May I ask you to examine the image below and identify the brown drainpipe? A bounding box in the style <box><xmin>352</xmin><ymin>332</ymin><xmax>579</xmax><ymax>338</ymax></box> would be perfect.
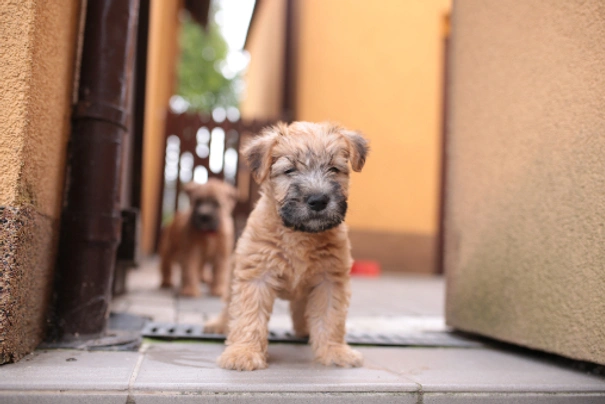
<box><xmin>52</xmin><ymin>0</ymin><xmax>140</xmax><ymax>340</ymax></box>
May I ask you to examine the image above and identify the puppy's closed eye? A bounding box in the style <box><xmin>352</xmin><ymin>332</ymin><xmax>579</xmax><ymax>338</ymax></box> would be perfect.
<box><xmin>284</xmin><ymin>167</ymin><xmax>297</xmax><ymax>175</ymax></box>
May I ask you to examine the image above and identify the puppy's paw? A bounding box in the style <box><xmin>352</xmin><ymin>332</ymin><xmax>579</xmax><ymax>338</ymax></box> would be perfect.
<box><xmin>160</xmin><ymin>280</ymin><xmax>173</xmax><ymax>289</ymax></box>
<box><xmin>316</xmin><ymin>344</ymin><xmax>363</xmax><ymax>368</ymax></box>
<box><xmin>180</xmin><ymin>285</ymin><xmax>201</xmax><ymax>297</ymax></box>
<box><xmin>203</xmin><ymin>316</ymin><xmax>227</xmax><ymax>335</ymax></box>
<box><xmin>217</xmin><ymin>345</ymin><xmax>267</xmax><ymax>371</ymax></box>
<box><xmin>210</xmin><ymin>284</ymin><xmax>227</xmax><ymax>298</ymax></box>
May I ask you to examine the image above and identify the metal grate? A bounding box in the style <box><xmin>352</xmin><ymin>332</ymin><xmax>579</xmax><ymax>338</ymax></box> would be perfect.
<box><xmin>141</xmin><ymin>322</ymin><xmax>483</xmax><ymax>348</ymax></box>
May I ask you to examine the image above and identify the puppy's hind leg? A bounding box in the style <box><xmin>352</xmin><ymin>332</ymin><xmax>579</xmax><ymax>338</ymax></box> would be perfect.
<box><xmin>204</xmin><ymin>282</ymin><xmax>231</xmax><ymax>336</ymax></box>
<box><xmin>180</xmin><ymin>248</ymin><xmax>202</xmax><ymax>297</ymax></box>
<box><xmin>160</xmin><ymin>256</ymin><xmax>173</xmax><ymax>288</ymax></box>
<box><xmin>306</xmin><ymin>273</ymin><xmax>363</xmax><ymax>368</ymax></box>
<box><xmin>159</xmin><ymin>231</ymin><xmax>174</xmax><ymax>288</ymax></box>
<box><xmin>210</xmin><ymin>253</ymin><xmax>231</xmax><ymax>297</ymax></box>
<box><xmin>290</xmin><ymin>294</ymin><xmax>309</xmax><ymax>338</ymax></box>
<box><xmin>204</xmin><ymin>255</ymin><xmax>233</xmax><ymax>334</ymax></box>
<box><xmin>204</xmin><ymin>304</ymin><xmax>229</xmax><ymax>335</ymax></box>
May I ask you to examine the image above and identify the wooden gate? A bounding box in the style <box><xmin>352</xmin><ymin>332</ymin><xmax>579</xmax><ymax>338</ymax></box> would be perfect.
<box><xmin>155</xmin><ymin>111</ymin><xmax>276</xmax><ymax>248</ymax></box>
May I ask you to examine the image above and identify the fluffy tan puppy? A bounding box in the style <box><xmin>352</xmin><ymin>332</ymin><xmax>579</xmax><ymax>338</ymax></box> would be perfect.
<box><xmin>159</xmin><ymin>179</ymin><xmax>237</xmax><ymax>297</ymax></box>
<box><xmin>207</xmin><ymin>121</ymin><xmax>369</xmax><ymax>371</ymax></box>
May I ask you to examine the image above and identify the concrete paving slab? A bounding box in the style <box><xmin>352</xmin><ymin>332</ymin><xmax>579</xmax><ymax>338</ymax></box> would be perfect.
<box><xmin>110</xmin><ymin>297</ymin><xmax>130</xmax><ymax>312</ymax></box>
<box><xmin>125</xmin><ymin>293</ymin><xmax>175</xmax><ymax>308</ymax></box>
<box><xmin>365</xmin><ymin>347</ymin><xmax>605</xmax><ymax>393</ymax></box>
<box><xmin>0</xmin><ymin>391</ymin><xmax>128</xmax><ymax>404</ymax></box>
<box><xmin>132</xmin><ymin>391</ymin><xmax>417</xmax><ymax>403</ymax></box>
<box><xmin>345</xmin><ymin>315</ymin><xmax>446</xmax><ymax>333</ymax></box>
<box><xmin>127</xmin><ymin>303</ymin><xmax>176</xmax><ymax>323</ymax></box>
<box><xmin>176</xmin><ymin>294</ymin><xmax>224</xmax><ymax>314</ymax></box>
<box><xmin>0</xmin><ymin>349</ymin><xmax>140</xmax><ymax>391</ymax></box>
<box><xmin>423</xmin><ymin>392</ymin><xmax>605</xmax><ymax>404</ymax></box>
<box><xmin>176</xmin><ymin>311</ymin><xmax>206</xmax><ymax>325</ymax></box>
<box><xmin>125</xmin><ymin>263</ymin><xmax>166</xmax><ymax>290</ymax></box>
<box><xmin>349</xmin><ymin>275</ymin><xmax>445</xmax><ymax>317</ymax></box>
<box><xmin>133</xmin><ymin>342</ymin><xmax>418</xmax><ymax>393</ymax></box>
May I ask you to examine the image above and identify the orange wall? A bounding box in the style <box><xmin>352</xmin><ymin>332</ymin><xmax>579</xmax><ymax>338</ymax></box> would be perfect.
<box><xmin>240</xmin><ymin>0</ymin><xmax>286</xmax><ymax>120</ymax></box>
<box><xmin>141</xmin><ymin>0</ymin><xmax>181</xmax><ymax>253</ymax></box>
<box><xmin>295</xmin><ymin>0</ymin><xmax>451</xmax><ymax>235</ymax></box>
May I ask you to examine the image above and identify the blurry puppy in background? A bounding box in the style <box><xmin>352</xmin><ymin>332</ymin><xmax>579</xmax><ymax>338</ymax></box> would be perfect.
<box><xmin>159</xmin><ymin>179</ymin><xmax>237</xmax><ymax>298</ymax></box>
<box><xmin>206</xmin><ymin>122</ymin><xmax>369</xmax><ymax>371</ymax></box>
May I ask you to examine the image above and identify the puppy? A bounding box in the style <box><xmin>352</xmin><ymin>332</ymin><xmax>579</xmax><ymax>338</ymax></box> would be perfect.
<box><xmin>159</xmin><ymin>179</ymin><xmax>237</xmax><ymax>297</ymax></box>
<box><xmin>207</xmin><ymin>122</ymin><xmax>369</xmax><ymax>371</ymax></box>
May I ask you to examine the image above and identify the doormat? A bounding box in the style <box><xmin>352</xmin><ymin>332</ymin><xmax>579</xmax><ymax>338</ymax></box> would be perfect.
<box><xmin>141</xmin><ymin>322</ymin><xmax>484</xmax><ymax>348</ymax></box>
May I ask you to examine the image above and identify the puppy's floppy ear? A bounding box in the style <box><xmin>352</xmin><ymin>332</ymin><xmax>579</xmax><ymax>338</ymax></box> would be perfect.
<box><xmin>243</xmin><ymin>122</ymin><xmax>286</xmax><ymax>183</ymax></box>
<box><xmin>342</xmin><ymin>130</ymin><xmax>369</xmax><ymax>172</ymax></box>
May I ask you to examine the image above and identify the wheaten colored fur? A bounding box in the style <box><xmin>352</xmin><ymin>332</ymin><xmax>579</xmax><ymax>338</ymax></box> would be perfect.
<box><xmin>206</xmin><ymin>122</ymin><xmax>369</xmax><ymax>371</ymax></box>
<box><xmin>159</xmin><ymin>179</ymin><xmax>237</xmax><ymax>297</ymax></box>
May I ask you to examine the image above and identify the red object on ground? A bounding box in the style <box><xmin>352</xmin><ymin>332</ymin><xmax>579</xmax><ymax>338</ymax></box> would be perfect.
<box><xmin>351</xmin><ymin>260</ymin><xmax>381</xmax><ymax>277</ymax></box>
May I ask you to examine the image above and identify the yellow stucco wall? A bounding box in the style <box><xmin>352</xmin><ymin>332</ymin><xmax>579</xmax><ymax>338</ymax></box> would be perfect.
<box><xmin>141</xmin><ymin>0</ymin><xmax>181</xmax><ymax>253</ymax></box>
<box><xmin>240</xmin><ymin>0</ymin><xmax>287</xmax><ymax>120</ymax></box>
<box><xmin>445</xmin><ymin>0</ymin><xmax>605</xmax><ymax>365</ymax></box>
<box><xmin>1</xmin><ymin>0</ymin><xmax>78</xmax><ymax>217</ymax></box>
<box><xmin>0</xmin><ymin>0</ymin><xmax>80</xmax><ymax>363</ymax></box>
<box><xmin>0</xmin><ymin>0</ymin><xmax>32</xmax><ymax>206</ymax></box>
<box><xmin>295</xmin><ymin>0</ymin><xmax>451</xmax><ymax>235</ymax></box>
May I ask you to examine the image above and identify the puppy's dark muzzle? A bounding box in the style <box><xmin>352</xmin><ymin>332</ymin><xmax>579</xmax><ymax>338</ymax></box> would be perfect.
<box><xmin>191</xmin><ymin>213</ymin><xmax>219</xmax><ymax>232</ymax></box>
<box><xmin>306</xmin><ymin>194</ymin><xmax>330</xmax><ymax>212</ymax></box>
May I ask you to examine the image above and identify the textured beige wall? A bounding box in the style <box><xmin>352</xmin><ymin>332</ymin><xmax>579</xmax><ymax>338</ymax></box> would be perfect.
<box><xmin>1</xmin><ymin>0</ymin><xmax>78</xmax><ymax>218</ymax></box>
<box><xmin>0</xmin><ymin>0</ymin><xmax>80</xmax><ymax>363</ymax></box>
<box><xmin>445</xmin><ymin>0</ymin><xmax>605</xmax><ymax>365</ymax></box>
<box><xmin>0</xmin><ymin>0</ymin><xmax>33</xmax><ymax>205</ymax></box>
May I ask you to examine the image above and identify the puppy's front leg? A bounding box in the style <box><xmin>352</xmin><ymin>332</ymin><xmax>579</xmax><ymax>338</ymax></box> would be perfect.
<box><xmin>306</xmin><ymin>274</ymin><xmax>363</xmax><ymax>368</ymax></box>
<box><xmin>218</xmin><ymin>277</ymin><xmax>275</xmax><ymax>371</ymax></box>
<box><xmin>210</xmin><ymin>252</ymin><xmax>230</xmax><ymax>298</ymax></box>
<box><xmin>159</xmin><ymin>252</ymin><xmax>173</xmax><ymax>288</ymax></box>
<box><xmin>180</xmin><ymin>249</ymin><xmax>201</xmax><ymax>297</ymax></box>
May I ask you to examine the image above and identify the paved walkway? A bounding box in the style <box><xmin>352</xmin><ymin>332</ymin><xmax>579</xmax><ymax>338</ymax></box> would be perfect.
<box><xmin>111</xmin><ymin>258</ymin><xmax>447</xmax><ymax>334</ymax></box>
<box><xmin>1</xmin><ymin>259</ymin><xmax>604</xmax><ymax>403</ymax></box>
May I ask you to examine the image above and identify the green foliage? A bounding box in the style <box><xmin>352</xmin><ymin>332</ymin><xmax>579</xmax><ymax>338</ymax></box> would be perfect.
<box><xmin>176</xmin><ymin>11</ymin><xmax>239</xmax><ymax>113</ymax></box>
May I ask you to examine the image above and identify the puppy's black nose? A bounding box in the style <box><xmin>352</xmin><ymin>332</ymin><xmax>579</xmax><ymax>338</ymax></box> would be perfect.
<box><xmin>198</xmin><ymin>214</ymin><xmax>213</xmax><ymax>223</ymax></box>
<box><xmin>306</xmin><ymin>194</ymin><xmax>330</xmax><ymax>212</ymax></box>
